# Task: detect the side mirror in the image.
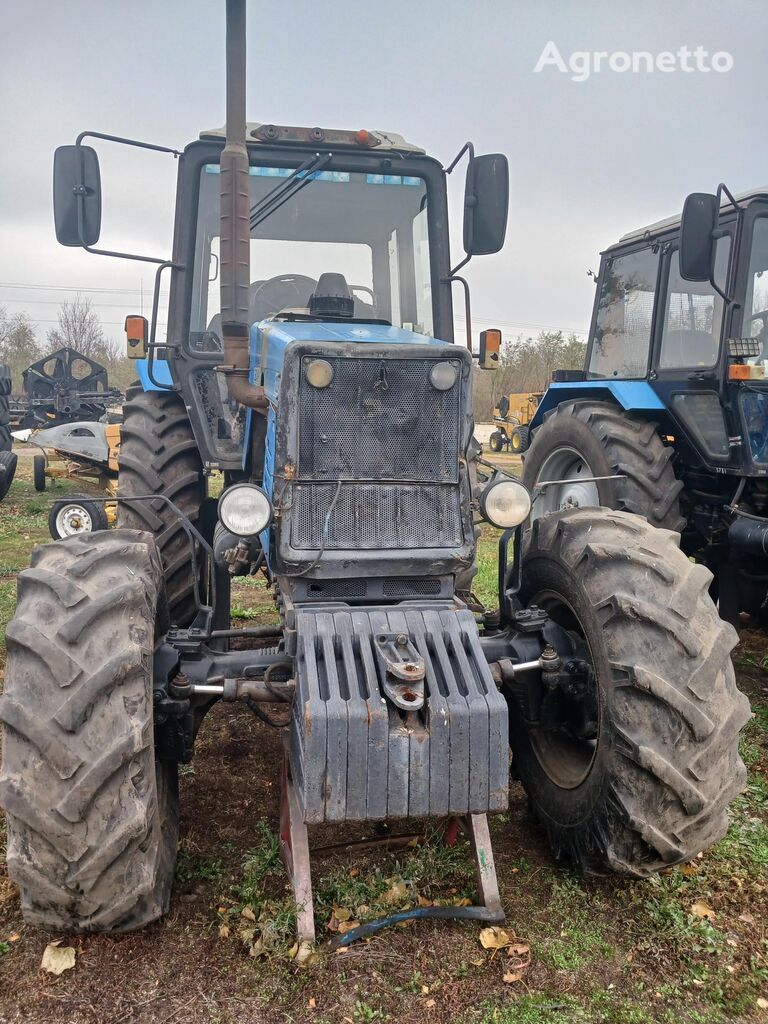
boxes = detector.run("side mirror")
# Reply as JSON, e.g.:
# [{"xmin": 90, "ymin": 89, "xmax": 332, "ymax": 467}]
[
  {"xmin": 463, "ymin": 153, "xmax": 509, "ymax": 256},
  {"xmin": 479, "ymin": 328, "xmax": 501, "ymax": 370},
  {"xmin": 53, "ymin": 145, "xmax": 102, "ymax": 247},
  {"xmin": 679, "ymin": 192, "xmax": 718, "ymax": 282}
]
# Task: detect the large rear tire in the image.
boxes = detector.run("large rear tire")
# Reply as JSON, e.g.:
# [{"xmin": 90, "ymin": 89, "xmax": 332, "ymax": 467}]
[
  {"xmin": 0, "ymin": 364, "xmax": 12, "ymax": 454},
  {"xmin": 512, "ymin": 508, "xmax": 750, "ymax": 876},
  {"xmin": 117, "ymin": 387, "xmax": 205, "ymax": 627},
  {"xmin": 0, "ymin": 530, "xmax": 179, "ymax": 931},
  {"xmin": 523, "ymin": 400, "xmax": 685, "ymax": 531}
]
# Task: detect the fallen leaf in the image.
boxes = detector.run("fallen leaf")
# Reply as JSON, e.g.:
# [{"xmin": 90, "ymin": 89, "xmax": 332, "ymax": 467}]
[
  {"xmin": 218, "ymin": 924, "xmax": 230, "ymax": 939},
  {"xmin": 757, "ymin": 997, "xmax": 768, "ymax": 1011},
  {"xmin": 680, "ymin": 863, "xmax": 699, "ymax": 877},
  {"xmin": 503, "ymin": 971, "xmax": 523, "ymax": 984},
  {"xmin": 295, "ymin": 941, "xmax": 314, "ymax": 965},
  {"xmin": 479, "ymin": 926, "xmax": 514, "ymax": 950},
  {"xmin": 41, "ymin": 941, "xmax": 76, "ymax": 975},
  {"xmin": 241, "ymin": 906, "xmax": 256, "ymax": 922},
  {"xmin": 308, "ymin": 997, "xmax": 317, "ymax": 1008},
  {"xmin": 334, "ymin": 906, "xmax": 352, "ymax": 922},
  {"xmin": 421, "ymin": 985, "xmax": 430, "ymax": 995},
  {"xmin": 507, "ymin": 942, "xmax": 530, "ymax": 957},
  {"xmin": 417, "ymin": 895, "xmax": 433, "ymax": 908},
  {"xmin": 691, "ymin": 901, "xmax": 715, "ymax": 920},
  {"xmin": 7, "ymin": 933, "xmax": 20, "ymax": 943},
  {"xmin": 349, "ymin": 868, "xmax": 359, "ymax": 878},
  {"xmin": 425, "ymin": 999, "xmax": 436, "ymax": 1008},
  {"xmin": 740, "ymin": 912, "xmax": 756, "ymax": 925},
  {"xmin": 337, "ymin": 920, "xmax": 361, "ymax": 935},
  {"xmin": 384, "ymin": 879, "xmax": 408, "ymax": 904}
]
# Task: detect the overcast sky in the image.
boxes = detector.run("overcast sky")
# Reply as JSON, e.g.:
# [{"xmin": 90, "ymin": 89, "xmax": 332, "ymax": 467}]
[{"xmin": 1, "ymin": 0, "xmax": 766, "ymax": 351}]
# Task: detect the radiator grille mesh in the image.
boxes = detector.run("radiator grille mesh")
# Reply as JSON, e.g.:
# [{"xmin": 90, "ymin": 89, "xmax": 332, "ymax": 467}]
[{"xmin": 298, "ymin": 357, "xmax": 461, "ymax": 482}]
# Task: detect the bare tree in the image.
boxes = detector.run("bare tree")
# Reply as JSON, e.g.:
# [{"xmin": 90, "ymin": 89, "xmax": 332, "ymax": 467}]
[
  {"xmin": 473, "ymin": 329, "xmax": 587, "ymax": 421},
  {"xmin": 46, "ymin": 296, "xmax": 113, "ymax": 362},
  {"xmin": 0, "ymin": 306, "xmax": 42, "ymax": 390}
]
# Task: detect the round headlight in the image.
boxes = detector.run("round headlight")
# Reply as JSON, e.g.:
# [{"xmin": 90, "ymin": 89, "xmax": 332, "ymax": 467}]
[
  {"xmin": 305, "ymin": 358, "xmax": 334, "ymax": 388},
  {"xmin": 480, "ymin": 477, "xmax": 532, "ymax": 529},
  {"xmin": 219, "ymin": 484, "xmax": 272, "ymax": 537}
]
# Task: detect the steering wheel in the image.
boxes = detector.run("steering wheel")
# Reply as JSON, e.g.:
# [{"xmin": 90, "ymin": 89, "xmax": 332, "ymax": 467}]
[
  {"xmin": 249, "ymin": 274, "xmax": 317, "ymax": 322},
  {"xmin": 747, "ymin": 310, "xmax": 768, "ymax": 360}
]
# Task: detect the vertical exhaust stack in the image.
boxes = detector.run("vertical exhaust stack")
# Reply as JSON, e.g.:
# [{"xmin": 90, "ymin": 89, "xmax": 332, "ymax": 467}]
[{"xmin": 219, "ymin": 0, "xmax": 267, "ymax": 411}]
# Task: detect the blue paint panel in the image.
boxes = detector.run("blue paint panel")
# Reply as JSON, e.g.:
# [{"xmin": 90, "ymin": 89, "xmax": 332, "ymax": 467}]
[
  {"xmin": 136, "ymin": 358, "xmax": 174, "ymax": 391},
  {"xmin": 530, "ymin": 380, "xmax": 666, "ymax": 428}
]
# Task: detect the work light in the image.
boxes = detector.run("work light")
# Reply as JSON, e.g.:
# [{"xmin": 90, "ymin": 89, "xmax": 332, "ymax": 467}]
[{"xmin": 219, "ymin": 484, "xmax": 272, "ymax": 537}]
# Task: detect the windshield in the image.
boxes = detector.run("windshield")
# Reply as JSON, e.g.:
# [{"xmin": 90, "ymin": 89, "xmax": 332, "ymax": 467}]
[{"xmin": 191, "ymin": 163, "xmax": 433, "ymax": 342}]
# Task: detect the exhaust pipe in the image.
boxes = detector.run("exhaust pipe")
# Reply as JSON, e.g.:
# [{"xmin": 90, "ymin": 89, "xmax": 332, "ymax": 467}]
[{"xmin": 218, "ymin": 0, "xmax": 267, "ymax": 412}]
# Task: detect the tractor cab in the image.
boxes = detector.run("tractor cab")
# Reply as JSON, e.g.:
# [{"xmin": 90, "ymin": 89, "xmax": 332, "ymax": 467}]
[{"xmin": 571, "ymin": 187, "xmax": 768, "ymax": 478}]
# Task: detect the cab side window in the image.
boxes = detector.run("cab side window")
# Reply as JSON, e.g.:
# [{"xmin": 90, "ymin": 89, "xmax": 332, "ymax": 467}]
[
  {"xmin": 588, "ymin": 247, "xmax": 659, "ymax": 379},
  {"xmin": 659, "ymin": 237, "xmax": 730, "ymax": 369}
]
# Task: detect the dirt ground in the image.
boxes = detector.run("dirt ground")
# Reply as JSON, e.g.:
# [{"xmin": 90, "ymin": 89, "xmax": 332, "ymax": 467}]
[{"xmin": 0, "ymin": 455, "xmax": 767, "ymax": 1024}]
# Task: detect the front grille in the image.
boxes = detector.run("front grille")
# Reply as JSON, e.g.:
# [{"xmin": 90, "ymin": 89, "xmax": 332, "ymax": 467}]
[
  {"xmin": 298, "ymin": 356, "xmax": 461, "ymax": 482},
  {"xmin": 291, "ymin": 482, "xmax": 463, "ymax": 550}
]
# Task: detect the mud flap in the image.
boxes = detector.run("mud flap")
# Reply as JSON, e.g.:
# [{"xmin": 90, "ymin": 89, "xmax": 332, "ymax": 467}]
[{"xmin": 289, "ymin": 603, "xmax": 509, "ymax": 824}]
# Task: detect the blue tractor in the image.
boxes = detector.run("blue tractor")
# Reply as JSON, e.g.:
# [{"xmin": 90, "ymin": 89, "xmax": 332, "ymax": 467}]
[
  {"xmin": 523, "ymin": 185, "xmax": 768, "ymax": 623},
  {"xmin": 0, "ymin": 2, "xmax": 750, "ymax": 942}
]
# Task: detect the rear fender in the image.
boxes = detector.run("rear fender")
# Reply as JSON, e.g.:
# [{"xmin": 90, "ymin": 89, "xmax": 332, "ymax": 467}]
[{"xmin": 529, "ymin": 381, "xmax": 665, "ymax": 429}]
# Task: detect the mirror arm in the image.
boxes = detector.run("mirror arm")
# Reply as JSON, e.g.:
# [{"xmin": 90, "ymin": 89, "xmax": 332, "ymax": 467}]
[
  {"xmin": 445, "ymin": 141, "xmax": 474, "ymax": 174},
  {"xmin": 447, "ymin": 273, "xmax": 473, "ymax": 353},
  {"xmin": 146, "ymin": 261, "xmax": 182, "ymax": 392},
  {"xmin": 74, "ymin": 131, "xmax": 181, "ymax": 263},
  {"xmin": 707, "ymin": 181, "xmax": 741, "ymax": 306}
]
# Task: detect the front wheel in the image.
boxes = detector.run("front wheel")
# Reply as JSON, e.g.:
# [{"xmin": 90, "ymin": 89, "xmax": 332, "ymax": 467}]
[
  {"xmin": 49, "ymin": 494, "xmax": 110, "ymax": 539},
  {"xmin": 511, "ymin": 508, "xmax": 751, "ymax": 876},
  {"xmin": 489, "ymin": 430, "xmax": 506, "ymax": 453},
  {"xmin": 0, "ymin": 530, "xmax": 179, "ymax": 931}
]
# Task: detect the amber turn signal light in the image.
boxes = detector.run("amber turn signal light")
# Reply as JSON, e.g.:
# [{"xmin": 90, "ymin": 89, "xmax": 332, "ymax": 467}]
[
  {"xmin": 479, "ymin": 329, "xmax": 501, "ymax": 370},
  {"xmin": 125, "ymin": 315, "xmax": 148, "ymax": 359}
]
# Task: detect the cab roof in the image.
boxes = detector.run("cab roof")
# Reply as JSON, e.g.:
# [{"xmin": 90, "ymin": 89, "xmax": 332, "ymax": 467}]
[
  {"xmin": 613, "ymin": 186, "xmax": 768, "ymax": 249},
  {"xmin": 199, "ymin": 122, "xmax": 426, "ymax": 155}
]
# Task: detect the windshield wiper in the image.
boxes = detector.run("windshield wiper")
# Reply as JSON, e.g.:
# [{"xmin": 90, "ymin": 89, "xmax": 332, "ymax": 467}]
[{"xmin": 249, "ymin": 152, "xmax": 332, "ymax": 231}]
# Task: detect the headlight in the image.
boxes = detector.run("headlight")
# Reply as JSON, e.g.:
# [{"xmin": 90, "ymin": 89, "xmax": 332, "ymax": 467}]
[
  {"xmin": 219, "ymin": 484, "xmax": 272, "ymax": 537},
  {"xmin": 480, "ymin": 477, "xmax": 532, "ymax": 529}
]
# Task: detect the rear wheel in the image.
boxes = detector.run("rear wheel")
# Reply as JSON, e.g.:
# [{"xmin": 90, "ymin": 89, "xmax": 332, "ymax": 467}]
[
  {"xmin": 33, "ymin": 454, "xmax": 47, "ymax": 492},
  {"xmin": 523, "ymin": 400, "xmax": 685, "ymax": 530},
  {"xmin": 510, "ymin": 425, "xmax": 530, "ymax": 454},
  {"xmin": 118, "ymin": 387, "xmax": 205, "ymax": 627},
  {"xmin": 0, "ymin": 450, "xmax": 17, "ymax": 501},
  {"xmin": 0, "ymin": 363, "xmax": 11, "ymax": 454},
  {"xmin": 511, "ymin": 508, "xmax": 750, "ymax": 875},
  {"xmin": 0, "ymin": 530, "xmax": 179, "ymax": 930}
]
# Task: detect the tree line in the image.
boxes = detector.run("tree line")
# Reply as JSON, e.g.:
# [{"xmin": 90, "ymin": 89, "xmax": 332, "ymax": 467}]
[
  {"xmin": 473, "ymin": 330, "xmax": 587, "ymax": 421},
  {"xmin": 0, "ymin": 297, "xmax": 135, "ymax": 393}
]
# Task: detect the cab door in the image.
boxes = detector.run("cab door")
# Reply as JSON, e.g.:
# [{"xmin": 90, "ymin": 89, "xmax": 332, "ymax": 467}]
[{"xmin": 651, "ymin": 227, "xmax": 739, "ymax": 471}]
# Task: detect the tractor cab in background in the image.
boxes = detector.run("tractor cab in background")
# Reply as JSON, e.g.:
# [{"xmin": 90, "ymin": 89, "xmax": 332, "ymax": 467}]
[{"xmin": 524, "ymin": 186, "xmax": 768, "ymax": 621}]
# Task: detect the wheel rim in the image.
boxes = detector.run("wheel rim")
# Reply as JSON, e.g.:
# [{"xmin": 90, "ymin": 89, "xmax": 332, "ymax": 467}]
[
  {"xmin": 531, "ymin": 446, "xmax": 599, "ymax": 519},
  {"xmin": 55, "ymin": 505, "xmax": 93, "ymax": 537},
  {"xmin": 511, "ymin": 433, "xmax": 521, "ymax": 451},
  {"xmin": 528, "ymin": 589, "xmax": 600, "ymax": 789}
]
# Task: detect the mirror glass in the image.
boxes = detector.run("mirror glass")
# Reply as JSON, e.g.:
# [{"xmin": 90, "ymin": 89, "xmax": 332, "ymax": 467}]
[
  {"xmin": 53, "ymin": 145, "xmax": 102, "ymax": 247},
  {"xmin": 463, "ymin": 153, "xmax": 509, "ymax": 256},
  {"xmin": 679, "ymin": 192, "xmax": 718, "ymax": 282}
]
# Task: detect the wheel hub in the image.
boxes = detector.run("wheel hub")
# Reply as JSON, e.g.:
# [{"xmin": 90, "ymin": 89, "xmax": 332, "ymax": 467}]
[{"xmin": 532, "ymin": 447, "xmax": 599, "ymax": 519}]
